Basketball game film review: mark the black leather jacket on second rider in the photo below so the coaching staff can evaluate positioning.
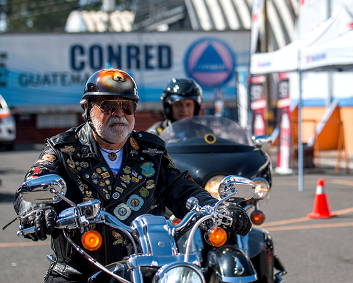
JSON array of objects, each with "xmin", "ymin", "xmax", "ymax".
[
  {"xmin": 146, "ymin": 119, "xmax": 171, "ymax": 136},
  {"xmin": 13, "ymin": 123, "xmax": 216, "ymax": 281}
]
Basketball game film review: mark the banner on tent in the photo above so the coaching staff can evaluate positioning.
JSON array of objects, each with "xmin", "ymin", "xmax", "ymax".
[
  {"xmin": 250, "ymin": 75, "xmax": 266, "ymax": 136},
  {"xmin": 275, "ymin": 73, "xmax": 293, "ymax": 174}
]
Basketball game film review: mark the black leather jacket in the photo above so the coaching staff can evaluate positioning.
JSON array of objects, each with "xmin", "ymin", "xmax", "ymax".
[
  {"xmin": 14, "ymin": 123, "xmax": 216, "ymax": 281},
  {"xmin": 146, "ymin": 119, "xmax": 171, "ymax": 136}
]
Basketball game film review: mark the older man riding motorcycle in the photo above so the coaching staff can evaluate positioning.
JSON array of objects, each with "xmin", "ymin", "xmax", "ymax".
[{"xmin": 13, "ymin": 69, "xmax": 251, "ymax": 283}]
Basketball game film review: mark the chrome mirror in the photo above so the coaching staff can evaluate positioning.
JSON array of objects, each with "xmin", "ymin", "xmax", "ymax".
[
  {"xmin": 20, "ymin": 174, "xmax": 67, "ymax": 204},
  {"xmin": 218, "ymin": 175, "xmax": 255, "ymax": 202},
  {"xmin": 252, "ymin": 135, "xmax": 272, "ymax": 151}
]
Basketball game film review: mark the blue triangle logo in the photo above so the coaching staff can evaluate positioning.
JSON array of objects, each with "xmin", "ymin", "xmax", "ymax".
[{"xmin": 192, "ymin": 44, "xmax": 227, "ymax": 73}]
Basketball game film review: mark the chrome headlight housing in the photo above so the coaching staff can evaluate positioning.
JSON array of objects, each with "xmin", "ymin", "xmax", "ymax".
[
  {"xmin": 152, "ymin": 262, "xmax": 205, "ymax": 283},
  {"xmin": 204, "ymin": 175, "xmax": 226, "ymax": 200},
  {"xmin": 252, "ymin": 177, "xmax": 270, "ymax": 208},
  {"xmin": 252, "ymin": 177, "xmax": 270, "ymax": 200}
]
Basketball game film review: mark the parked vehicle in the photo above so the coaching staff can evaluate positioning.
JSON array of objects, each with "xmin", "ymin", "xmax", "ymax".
[
  {"xmin": 16, "ymin": 174, "xmax": 255, "ymax": 283},
  {"xmin": 0, "ymin": 94, "xmax": 16, "ymax": 150},
  {"xmin": 160, "ymin": 115, "xmax": 287, "ymax": 282}
]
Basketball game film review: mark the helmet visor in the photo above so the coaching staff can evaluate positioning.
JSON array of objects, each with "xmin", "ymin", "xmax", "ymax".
[{"xmin": 165, "ymin": 94, "xmax": 201, "ymax": 105}]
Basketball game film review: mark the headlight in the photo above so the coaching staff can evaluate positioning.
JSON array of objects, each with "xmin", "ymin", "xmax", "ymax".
[
  {"xmin": 252, "ymin": 177, "xmax": 270, "ymax": 200},
  {"xmin": 152, "ymin": 262, "xmax": 205, "ymax": 283},
  {"xmin": 204, "ymin": 175, "xmax": 226, "ymax": 200}
]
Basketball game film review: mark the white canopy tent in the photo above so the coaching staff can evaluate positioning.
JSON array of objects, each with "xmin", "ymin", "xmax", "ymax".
[
  {"xmin": 250, "ymin": 6, "xmax": 353, "ymax": 191},
  {"xmin": 250, "ymin": 6, "xmax": 353, "ymax": 74}
]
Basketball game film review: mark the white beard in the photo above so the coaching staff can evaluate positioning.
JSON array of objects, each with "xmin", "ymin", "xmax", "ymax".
[{"xmin": 90, "ymin": 110, "xmax": 134, "ymax": 144}]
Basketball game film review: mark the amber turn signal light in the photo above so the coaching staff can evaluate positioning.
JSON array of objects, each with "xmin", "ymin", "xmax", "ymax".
[
  {"xmin": 172, "ymin": 217, "xmax": 181, "ymax": 226},
  {"xmin": 82, "ymin": 230, "xmax": 102, "ymax": 251},
  {"xmin": 207, "ymin": 227, "xmax": 227, "ymax": 247},
  {"xmin": 251, "ymin": 210, "xmax": 265, "ymax": 225}
]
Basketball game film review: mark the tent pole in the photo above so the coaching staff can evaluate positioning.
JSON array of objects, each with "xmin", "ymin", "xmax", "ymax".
[
  {"xmin": 297, "ymin": 0, "xmax": 304, "ymax": 192},
  {"xmin": 298, "ymin": 69, "xmax": 304, "ymax": 192}
]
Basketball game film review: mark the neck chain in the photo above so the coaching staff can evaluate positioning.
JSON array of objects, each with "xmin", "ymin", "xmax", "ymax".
[{"xmin": 100, "ymin": 147, "xmax": 123, "ymax": 161}]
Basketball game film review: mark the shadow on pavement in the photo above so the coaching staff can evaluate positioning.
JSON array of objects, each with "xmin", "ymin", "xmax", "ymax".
[{"xmin": 0, "ymin": 192, "xmax": 15, "ymax": 203}]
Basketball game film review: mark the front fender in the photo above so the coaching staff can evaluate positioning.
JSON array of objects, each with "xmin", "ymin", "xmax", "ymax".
[{"xmin": 208, "ymin": 245, "xmax": 257, "ymax": 283}]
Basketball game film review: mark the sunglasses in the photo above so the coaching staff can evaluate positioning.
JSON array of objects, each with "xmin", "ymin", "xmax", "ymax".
[{"xmin": 94, "ymin": 100, "xmax": 137, "ymax": 116}]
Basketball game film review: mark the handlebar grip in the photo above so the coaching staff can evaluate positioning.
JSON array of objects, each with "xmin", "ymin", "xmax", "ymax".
[{"xmin": 17, "ymin": 226, "xmax": 35, "ymax": 237}]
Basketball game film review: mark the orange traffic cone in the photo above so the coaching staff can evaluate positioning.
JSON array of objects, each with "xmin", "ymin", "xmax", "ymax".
[{"xmin": 307, "ymin": 178, "xmax": 337, "ymax": 218}]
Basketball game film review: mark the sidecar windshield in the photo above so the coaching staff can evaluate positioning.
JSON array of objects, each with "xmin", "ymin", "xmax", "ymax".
[{"xmin": 160, "ymin": 115, "xmax": 251, "ymax": 146}]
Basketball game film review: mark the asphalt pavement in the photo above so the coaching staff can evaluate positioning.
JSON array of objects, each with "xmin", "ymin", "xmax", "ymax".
[{"xmin": 0, "ymin": 144, "xmax": 352, "ymax": 283}]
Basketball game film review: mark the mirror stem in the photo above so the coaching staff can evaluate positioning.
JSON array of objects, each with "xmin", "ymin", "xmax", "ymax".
[{"xmin": 50, "ymin": 188, "xmax": 80, "ymax": 212}]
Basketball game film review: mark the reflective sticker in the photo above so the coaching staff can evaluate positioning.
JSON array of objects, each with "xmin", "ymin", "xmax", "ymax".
[
  {"xmin": 120, "ymin": 175, "xmax": 131, "ymax": 184},
  {"xmin": 123, "ymin": 166, "xmax": 131, "ymax": 174},
  {"xmin": 139, "ymin": 187, "xmax": 149, "ymax": 198},
  {"xmin": 130, "ymin": 137, "xmax": 139, "ymax": 150},
  {"xmin": 112, "ymin": 192, "xmax": 120, "ymax": 199},
  {"xmin": 114, "ymin": 203, "xmax": 131, "ymax": 221},
  {"xmin": 127, "ymin": 194, "xmax": 144, "ymax": 211},
  {"xmin": 204, "ymin": 133, "xmax": 216, "ymax": 144},
  {"xmin": 140, "ymin": 162, "xmax": 155, "ymax": 177}
]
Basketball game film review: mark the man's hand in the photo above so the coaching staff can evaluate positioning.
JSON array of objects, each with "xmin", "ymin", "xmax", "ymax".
[
  {"xmin": 217, "ymin": 203, "xmax": 252, "ymax": 236},
  {"xmin": 20, "ymin": 204, "xmax": 57, "ymax": 241}
]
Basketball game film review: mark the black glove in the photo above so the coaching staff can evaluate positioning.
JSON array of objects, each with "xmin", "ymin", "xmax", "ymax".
[
  {"xmin": 217, "ymin": 203, "xmax": 252, "ymax": 236},
  {"xmin": 20, "ymin": 204, "xmax": 57, "ymax": 241}
]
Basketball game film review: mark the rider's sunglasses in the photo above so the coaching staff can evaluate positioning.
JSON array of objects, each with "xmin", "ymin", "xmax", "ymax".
[{"xmin": 94, "ymin": 100, "xmax": 137, "ymax": 116}]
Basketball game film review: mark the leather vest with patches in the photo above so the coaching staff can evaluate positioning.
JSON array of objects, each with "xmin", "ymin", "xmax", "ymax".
[{"xmin": 18, "ymin": 123, "xmax": 215, "ymax": 280}]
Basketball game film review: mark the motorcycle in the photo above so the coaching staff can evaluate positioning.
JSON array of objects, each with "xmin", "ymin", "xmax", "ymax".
[
  {"xmin": 16, "ymin": 173, "xmax": 256, "ymax": 283},
  {"xmin": 160, "ymin": 115, "xmax": 287, "ymax": 283}
]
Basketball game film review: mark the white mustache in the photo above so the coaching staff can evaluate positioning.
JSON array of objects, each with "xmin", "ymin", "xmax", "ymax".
[{"xmin": 107, "ymin": 116, "xmax": 128, "ymax": 126}]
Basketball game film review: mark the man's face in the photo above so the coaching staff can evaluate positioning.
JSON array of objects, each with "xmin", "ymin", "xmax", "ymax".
[
  {"xmin": 89, "ymin": 96, "xmax": 135, "ymax": 144},
  {"xmin": 171, "ymin": 99, "xmax": 195, "ymax": 121}
]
